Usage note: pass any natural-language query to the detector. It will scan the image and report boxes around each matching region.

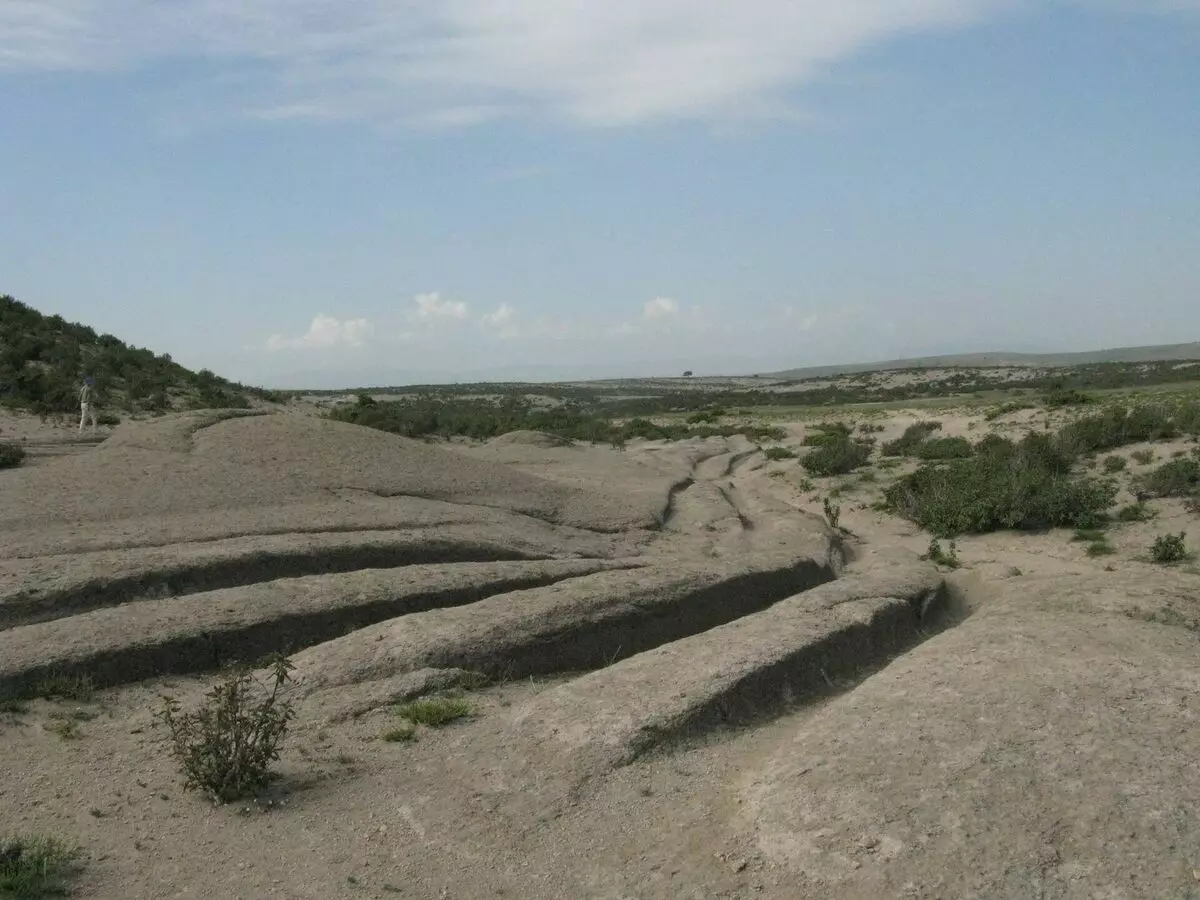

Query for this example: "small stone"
[732,859,748,873]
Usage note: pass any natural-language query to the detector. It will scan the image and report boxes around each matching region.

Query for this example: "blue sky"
[1,2,1198,388]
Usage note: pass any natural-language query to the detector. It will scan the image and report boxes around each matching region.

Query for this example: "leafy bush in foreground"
[0,441,25,469]
[1150,532,1189,564]
[157,656,296,803]
[1102,455,1127,473]
[884,433,1116,537]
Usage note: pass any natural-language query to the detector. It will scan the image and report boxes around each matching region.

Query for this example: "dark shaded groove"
[654,477,695,530]
[0,540,544,631]
[631,584,952,757]
[0,565,636,699]
[430,561,835,680]
[717,485,755,531]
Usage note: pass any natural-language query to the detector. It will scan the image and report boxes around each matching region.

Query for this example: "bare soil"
[2,405,1198,899]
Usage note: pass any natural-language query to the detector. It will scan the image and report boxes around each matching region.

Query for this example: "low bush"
[0,441,25,469]
[1139,458,1200,498]
[1086,539,1116,557]
[1115,502,1155,522]
[1042,387,1095,408]
[1102,455,1127,473]
[914,436,974,460]
[762,446,797,461]
[801,433,872,477]
[1130,449,1155,465]
[984,400,1035,421]
[923,539,960,569]
[1150,532,1189,564]
[157,656,296,804]
[881,421,942,457]
[393,697,471,727]
[884,433,1116,537]
[802,422,851,447]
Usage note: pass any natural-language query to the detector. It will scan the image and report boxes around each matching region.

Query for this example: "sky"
[1,2,1198,388]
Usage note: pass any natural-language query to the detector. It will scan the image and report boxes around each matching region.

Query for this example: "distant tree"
[682,370,694,377]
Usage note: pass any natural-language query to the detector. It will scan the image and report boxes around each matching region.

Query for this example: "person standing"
[79,376,98,434]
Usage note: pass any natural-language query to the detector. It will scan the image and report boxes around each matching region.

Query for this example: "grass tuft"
[0,834,78,898]
[393,697,472,728]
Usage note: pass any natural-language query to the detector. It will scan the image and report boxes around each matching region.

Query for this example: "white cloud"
[0,1,1023,127]
[643,296,680,320]
[265,314,372,352]
[409,291,469,324]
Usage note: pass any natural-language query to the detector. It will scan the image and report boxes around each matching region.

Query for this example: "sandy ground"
[2,404,1198,899]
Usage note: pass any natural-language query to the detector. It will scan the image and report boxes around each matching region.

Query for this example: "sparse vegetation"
[393,696,472,728]
[0,834,77,898]
[1086,539,1116,557]
[381,722,418,743]
[985,400,1035,421]
[1138,457,1200,499]
[923,539,961,569]
[881,421,942,457]
[0,441,25,470]
[157,656,296,804]
[1115,502,1155,523]
[762,446,797,461]
[913,436,973,460]
[1102,455,1127,473]
[1149,532,1189,564]
[1131,449,1155,465]
[34,674,94,703]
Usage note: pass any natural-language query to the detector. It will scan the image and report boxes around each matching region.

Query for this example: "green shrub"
[801,434,872,477]
[802,422,851,447]
[0,834,78,898]
[881,421,942,457]
[763,446,797,461]
[1072,528,1108,542]
[984,400,1035,421]
[914,436,974,460]
[394,697,471,727]
[1102,455,1127,474]
[381,722,418,743]
[1086,540,1116,557]
[157,656,296,803]
[1130,449,1155,465]
[1139,458,1200,498]
[95,412,121,427]
[1042,387,1095,408]
[1115,502,1155,523]
[884,433,1116,537]
[1150,532,1189,564]
[0,441,25,469]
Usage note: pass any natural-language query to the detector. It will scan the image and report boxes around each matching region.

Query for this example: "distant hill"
[0,295,274,415]
[769,342,1200,381]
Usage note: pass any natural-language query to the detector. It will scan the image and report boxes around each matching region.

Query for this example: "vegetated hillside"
[0,295,275,415]
[770,342,1200,380]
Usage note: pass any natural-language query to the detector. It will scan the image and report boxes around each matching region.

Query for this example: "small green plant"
[762,446,797,461]
[381,722,418,743]
[1102,455,1127,474]
[157,655,296,803]
[1150,532,1189,564]
[1086,540,1116,557]
[35,674,95,703]
[1115,502,1155,523]
[393,696,471,728]
[1130,449,1155,465]
[822,497,841,530]
[923,539,961,569]
[0,834,78,898]
[0,441,25,470]
[1072,528,1108,542]
[47,718,81,741]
